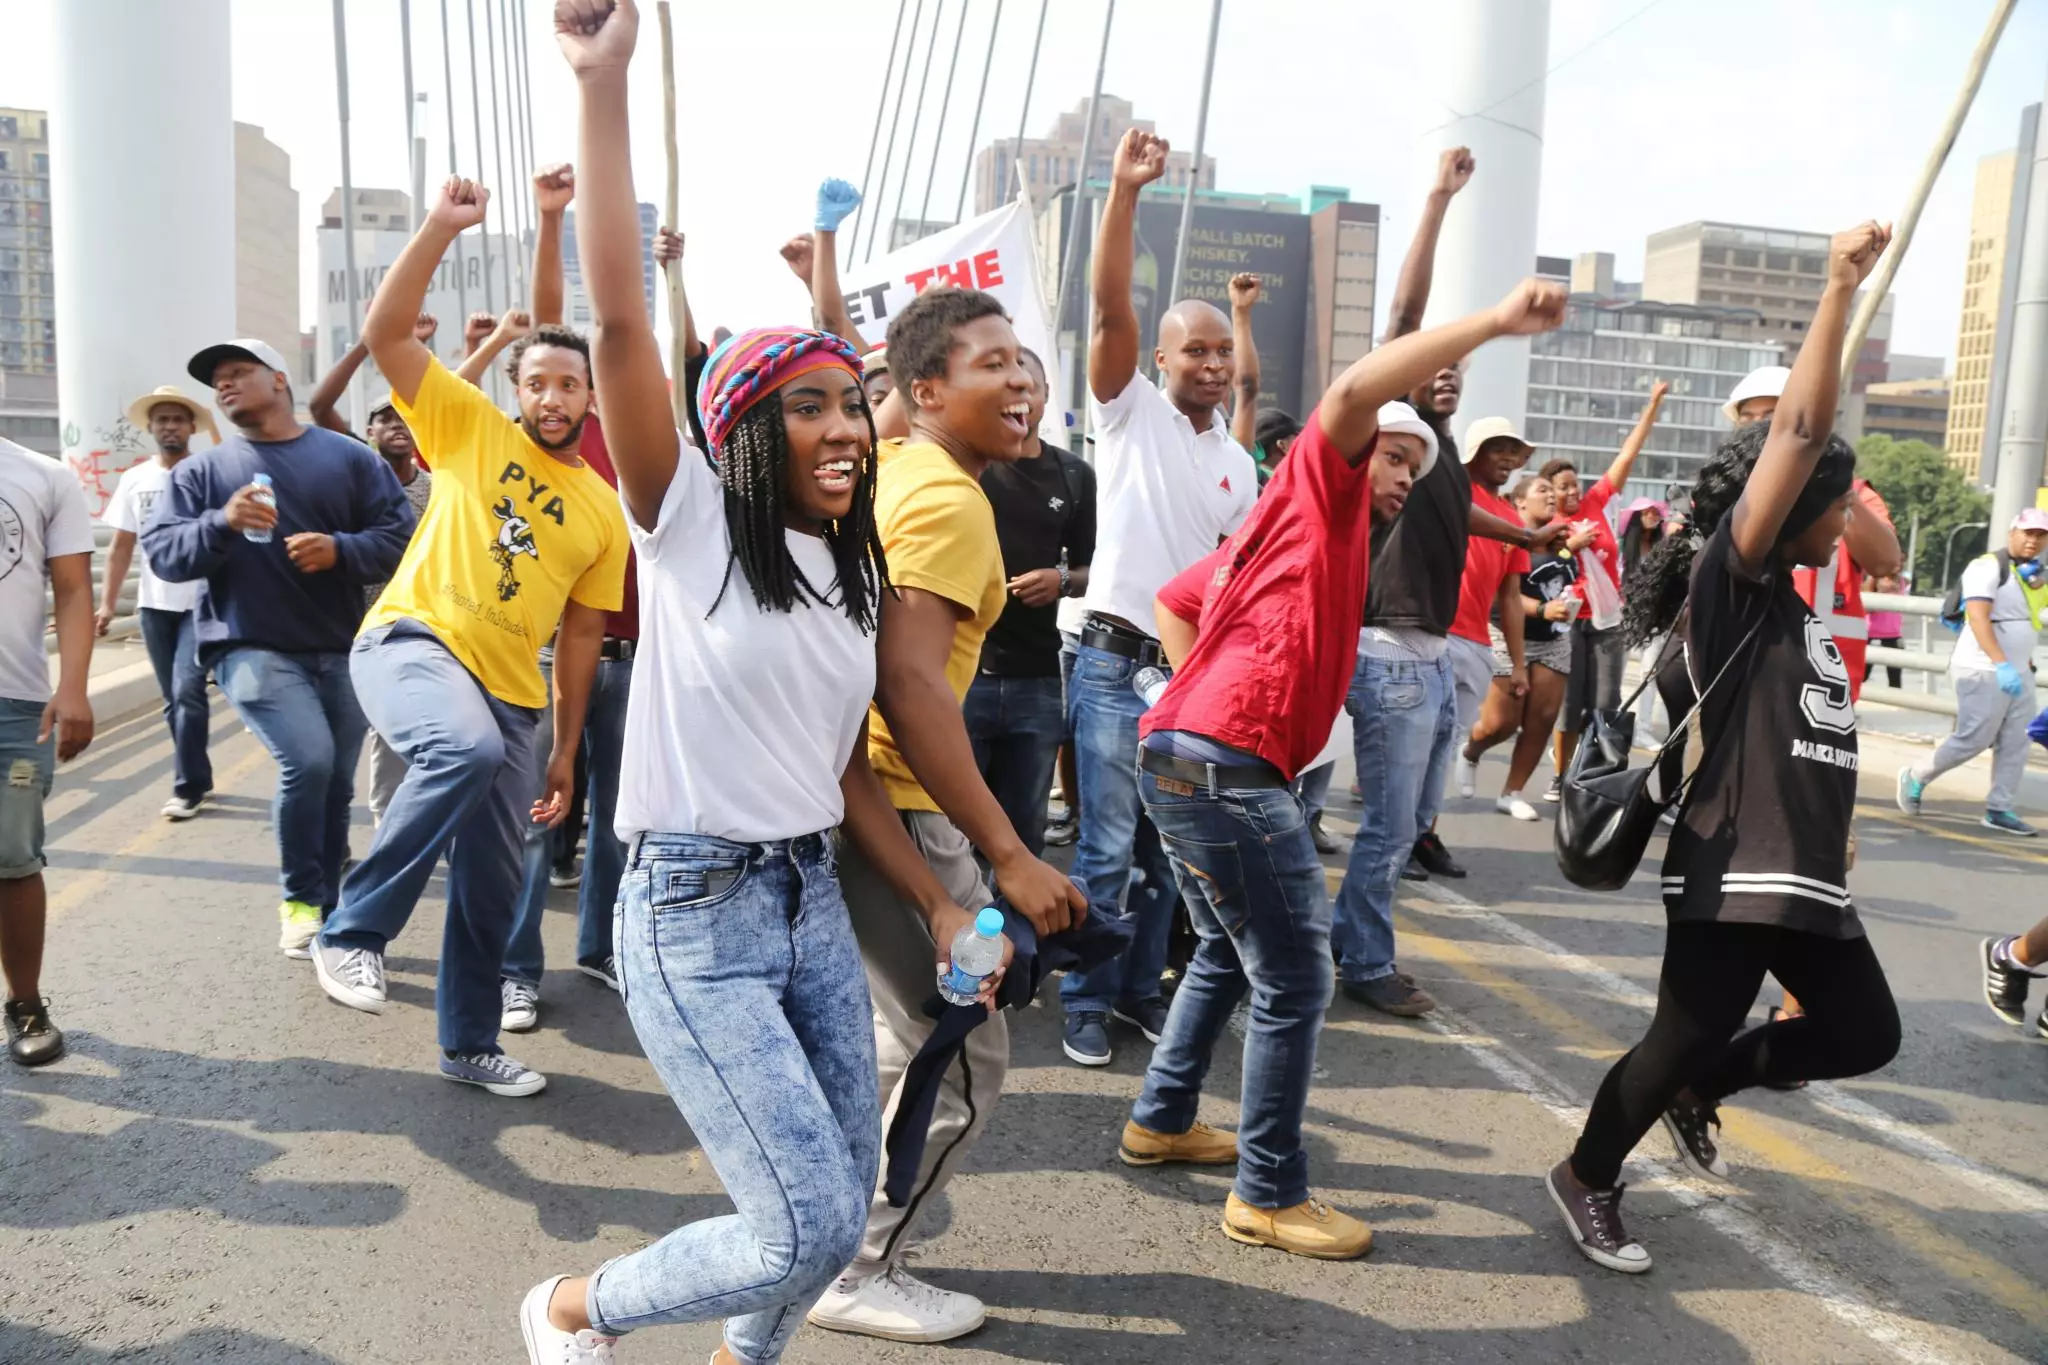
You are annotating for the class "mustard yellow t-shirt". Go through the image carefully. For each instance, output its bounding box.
[866,439,1007,812]
[364,358,629,708]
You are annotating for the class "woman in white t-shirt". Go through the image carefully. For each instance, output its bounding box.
[521,11,989,1363]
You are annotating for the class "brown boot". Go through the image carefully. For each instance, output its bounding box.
[1118,1119,1239,1167]
[1221,1191,1373,1260]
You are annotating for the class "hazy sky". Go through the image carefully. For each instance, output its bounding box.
[9,0,2045,363]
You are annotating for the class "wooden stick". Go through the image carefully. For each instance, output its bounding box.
[658,0,686,432]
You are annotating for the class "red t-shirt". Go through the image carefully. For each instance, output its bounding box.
[1452,482,1531,643]
[1139,406,1372,781]
[1569,475,1622,620]
[576,412,641,641]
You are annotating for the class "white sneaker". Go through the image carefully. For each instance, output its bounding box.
[502,978,540,1033]
[1496,792,1539,822]
[519,1276,619,1362]
[1456,753,1477,799]
[161,794,204,821]
[807,1264,986,1343]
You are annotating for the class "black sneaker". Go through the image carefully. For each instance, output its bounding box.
[1112,997,1170,1044]
[1309,814,1341,856]
[1400,856,1429,882]
[1543,775,1563,804]
[1412,832,1466,879]
[1983,935,2031,1026]
[1044,813,1077,847]
[1546,1160,1651,1273]
[1660,1093,1728,1180]
[1341,973,1436,1018]
[4,997,65,1067]
[1063,1010,1112,1066]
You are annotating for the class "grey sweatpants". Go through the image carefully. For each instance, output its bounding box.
[838,809,1007,1270]
[1913,669,2036,811]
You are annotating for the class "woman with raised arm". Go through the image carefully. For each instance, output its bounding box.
[1549,222,1901,1277]
[520,4,989,1363]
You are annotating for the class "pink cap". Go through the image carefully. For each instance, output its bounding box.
[2013,508,2048,532]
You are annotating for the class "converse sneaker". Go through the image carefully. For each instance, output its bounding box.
[312,941,387,1013]
[807,1265,986,1343]
[1543,774,1563,804]
[1660,1093,1728,1180]
[4,996,65,1067]
[549,859,583,889]
[277,901,322,959]
[161,794,204,821]
[441,1050,547,1097]
[518,1275,618,1362]
[1546,1159,1650,1273]
[1982,935,2032,1026]
[502,978,540,1033]
[577,957,620,992]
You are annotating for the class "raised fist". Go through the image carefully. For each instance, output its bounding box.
[780,234,815,286]
[816,178,862,233]
[428,177,488,234]
[1829,220,1892,290]
[496,309,533,340]
[553,0,638,73]
[1493,278,1568,337]
[533,163,576,214]
[1227,273,1261,309]
[1433,147,1475,197]
[464,311,498,348]
[413,313,439,344]
[1111,129,1170,190]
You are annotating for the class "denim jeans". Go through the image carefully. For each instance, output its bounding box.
[215,647,366,910]
[963,672,1064,860]
[0,698,55,880]
[588,832,878,1365]
[1063,643,1179,1015]
[138,607,212,802]
[505,655,631,984]
[1331,654,1455,985]
[1134,767,1333,1209]
[321,622,540,1055]
[1295,761,1334,823]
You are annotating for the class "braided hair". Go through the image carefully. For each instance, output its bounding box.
[1621,421,1856,646]
[706,397,890,632]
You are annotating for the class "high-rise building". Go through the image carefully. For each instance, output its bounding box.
[1300,201,1380,415]
[0,108,57,453]
[1846,377,1950,447]
[1946,148,2020,479]
[972,96,1215,216]
[235,122,298,359]
[559,203,659,331]
[323,186,414,232]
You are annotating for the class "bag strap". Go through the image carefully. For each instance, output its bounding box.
[1651,607,1768,779]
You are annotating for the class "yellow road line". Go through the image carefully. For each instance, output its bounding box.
[1855,802,2048,862]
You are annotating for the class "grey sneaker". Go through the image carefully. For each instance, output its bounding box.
[312,941,387,1014]
[501,978,540,1033]
[441,1050,546,1097]
[1546,1160,1651,1273]
[1341,973,1437,1017]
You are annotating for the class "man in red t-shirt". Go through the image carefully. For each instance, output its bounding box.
[1114,277,1567,1262]
[1446,416,1534,794]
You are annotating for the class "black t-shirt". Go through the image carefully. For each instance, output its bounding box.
[979,444,1097,676]
[1362,425,1466,633]
[1657,520,1861,938]
[1522,549,1579,642]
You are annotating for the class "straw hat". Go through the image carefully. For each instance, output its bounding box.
[125,385,219,443]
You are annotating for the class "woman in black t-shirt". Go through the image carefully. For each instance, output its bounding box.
[1546,222,1902,1277]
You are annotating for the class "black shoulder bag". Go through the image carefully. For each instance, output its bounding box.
[1553,614,1765,891]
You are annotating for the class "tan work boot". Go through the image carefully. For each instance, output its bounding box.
[1221,1192,1373,1260]
[1118,1119,1239,1167]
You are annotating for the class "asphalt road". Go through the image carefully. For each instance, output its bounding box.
[4,699,2046,1364]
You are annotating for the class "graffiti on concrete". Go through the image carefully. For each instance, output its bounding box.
[62,416,151,519]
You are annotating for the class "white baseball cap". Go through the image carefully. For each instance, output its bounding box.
[1378,401,1440,480]
[187,338,292,387]
[1723,365,1790,423]
[1461,415,1534,462]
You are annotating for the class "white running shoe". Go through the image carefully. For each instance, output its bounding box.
[162,794,204,821]
[502,978,540,1033]
[807,1264,986,1343]
[1496,792,1540,822]
[1455,753,1477,799]
[519,1276,618,1362]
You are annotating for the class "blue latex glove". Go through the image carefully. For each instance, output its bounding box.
[815,178,861,233]
[1996,661,2029,697]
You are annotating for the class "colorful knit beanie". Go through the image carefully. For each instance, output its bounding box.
[695,327,863,455]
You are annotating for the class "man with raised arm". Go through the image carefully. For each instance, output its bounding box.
[1061,128,1258,1070]
[308,175,628,1100]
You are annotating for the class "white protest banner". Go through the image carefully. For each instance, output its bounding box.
[837,201,1063,438]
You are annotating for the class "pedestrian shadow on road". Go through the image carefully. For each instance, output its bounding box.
[0,1320,350,1365]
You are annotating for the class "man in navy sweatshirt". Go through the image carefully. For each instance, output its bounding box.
[145,338,415,957]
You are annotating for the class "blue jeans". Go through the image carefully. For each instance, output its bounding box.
[1134,767,1333,1209]
[138,607,212,801]
[963,672,1064,860]
[506,655,631,984]
[1063,643,1178,1015]
[214,647,366,911]
[588,832,878,1365]
[1331,654,1455,985]
[321,622,540,1055]
[1296,761,1334,823]
[0,698,55,880]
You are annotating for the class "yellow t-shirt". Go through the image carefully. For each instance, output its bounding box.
[364,358,629,708]
[866,439,1007,812]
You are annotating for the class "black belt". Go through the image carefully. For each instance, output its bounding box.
[1139,743,1287,791]
[600,638,637,661]
[1081,616,1163,667]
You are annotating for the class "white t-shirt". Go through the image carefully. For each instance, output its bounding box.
[616,446,877,843]
[1080,376,1257,632]
[0,437,96,704]
[1952,553,2039,675]
[103,458,202,614]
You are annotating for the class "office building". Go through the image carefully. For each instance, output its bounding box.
[1525,294,1785,497]
[973,96,1215,216]
[1300,200,1380,414]
[1846,377,1950,447]
[1887,352,1947,384]
[1946,148,2020,478]
[559,203,658,331]
[236,122,298,359]
[323,186,414,231]
[0,107,55,452]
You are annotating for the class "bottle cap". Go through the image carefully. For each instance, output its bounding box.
[251,472,273,486]
[974,907,1005,937]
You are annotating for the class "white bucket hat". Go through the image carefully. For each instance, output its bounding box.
[1723,365,1790,423]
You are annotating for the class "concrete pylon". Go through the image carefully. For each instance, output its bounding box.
[1416,0,1550,442]
[1992,59,2048,533]
[52,0,236,517]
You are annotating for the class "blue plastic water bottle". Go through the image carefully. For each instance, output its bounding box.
[244,472,276,544]
[937,907,1007,1005]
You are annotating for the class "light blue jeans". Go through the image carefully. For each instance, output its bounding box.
[588,831,879,1365]
[1331,653,1456,985]
[0,698,54,881]
[1063,642,1178,1015]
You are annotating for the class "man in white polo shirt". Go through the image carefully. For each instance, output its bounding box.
[1062,127,1257,1069]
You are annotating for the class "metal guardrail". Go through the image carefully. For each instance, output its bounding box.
[1859,591,2046,717]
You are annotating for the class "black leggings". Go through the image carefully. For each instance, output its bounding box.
[1571,920,1900,1189]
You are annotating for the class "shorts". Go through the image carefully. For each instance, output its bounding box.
[1490,625,1572,677]
[1446,633,1495,733]
[1563,621,1629,734]
[0,697,56,881]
